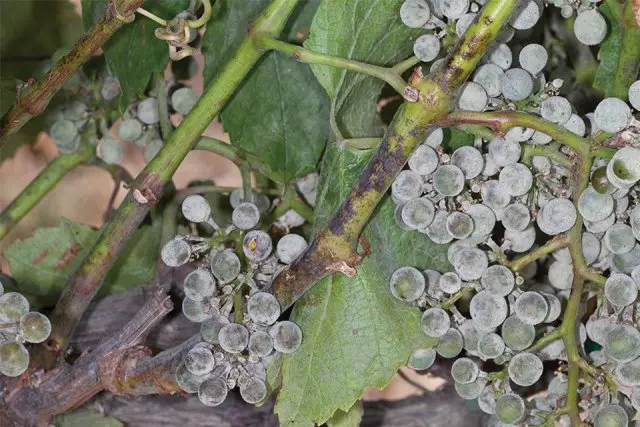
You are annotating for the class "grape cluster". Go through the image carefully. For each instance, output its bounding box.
[0,281,52,377]
[162,176,317,407]
[393,1,640,424]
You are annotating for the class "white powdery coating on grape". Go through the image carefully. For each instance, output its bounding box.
[436,328,464,358]
[481,265,514,296]
[593,405,629,427]
[181,195,211,223]
[519,43,547,75]
[542,293,562,323]
[578,186,614,222]
[548,260,573,290]
[402,197,436,229]
[421,307,451,337]
[488,137,521,167]
[487,43,512,70]
[455,12,476,37]
[508,352,543,386]
[198,377,228,406]
[448,240,473,266]
[501,315,535,350]
[458,319,481,355]
[457,82,488,112]
[504,224,536,252]
[584,212,615,234]
[0,342,29,377]
[455,376,487,399]
[615,357,640,386]
[536,198,576,235]
[505,126,534,142]
[50,119,78,144]
[413,34,440,62]
[446,212,474,239]
[424,127,444,148]
[451,357,479,384]
[499,163,533,197]
[509,0,541,30]
[183,269,216,301]
[495,393,526,424]
[481,180,511,211]
[117,118,143,142]
[632,265,640,290]
[470,291,508,329]
[439,0,470,20]
[182,298,210,323]
[201,315,230,344]
[143,139,163,163]
[390,266,426,302]
[482,153,500,176]
[400,0,431,28]
[97,138,122,165]
[582,232,601,266]
[210,250,241,284]
[184,347,215,376]
[502,203,530,232]
[270,321,302,353]
[604,324,640,362]
[161,239,191,267]
[531,130,553,145]
[477,386,497,414]
[594,97,632,133]
[171,87,199,115]
[423,269,443,299]
[466,203,496,238]
[514,291,548,325]
[540,96,572,125]
[219,323,249,353]
[392,170,424,202]
[563,114,586,136]
[239,377,267,404]
[408,144,439,175]
[604,273,638,307]
[247,292,281,326]
[478,332,505,358]
[276,234,307,264]
[408,348,437,370]
[0,292,29,323]
[451,146,484,179]
[453,247,488,280]
[243,230,273,262]
[500,68,533,101]
[604,223,636,254]
[433,164,465,196]
[473,63,504,97]
[249,331,274,357]
[137,98,159,124]
[101,76,120,101]
[426,211,455,244]
[574,9,607,46]
[629,80,640,110]
[586,316,613,345]
[232,202,261,230]
[439,272,462,294]
[19,312,51,343]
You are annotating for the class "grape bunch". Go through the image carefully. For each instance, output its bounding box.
[391,2,640,425]
[161,177,317,407]
[0,280,52,378]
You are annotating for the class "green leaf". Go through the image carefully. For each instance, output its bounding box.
[81,0,189,110]
[304,0,421,138]
[593,0,640,99]
[0,0,81,160]
[442,128,475,152]
[54,411,123,427]
[326,401,363,427]
[276,145,447,426]
[4,218,161,305]
[202,0,329,184]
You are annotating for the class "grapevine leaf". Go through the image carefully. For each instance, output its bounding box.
[442,128,475,152]
[202,0,329,183]
[81,0,189,110]
[0,0,81,160]
[276,146,448,426]
[326,401,363,427]
[4,218,161,306]
[593,0,640,99]
[54,411,123,427]
[304,0,421,138]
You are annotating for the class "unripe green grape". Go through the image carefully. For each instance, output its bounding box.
[248,331,274,357]
[101,75,120,101]
[454,376,487,399]
[413,34,440,62]
[629,80,640,110]
[117,118,143,142]
[604,273,637,307]
[473,63,504,97]
[453,247,488,281]
[421,307,450,337]
[239,377,267,404]
[574,9,607,46]
[478,332,505,359]
[171,87,199,115]
[615,356,640,386]
[499,163,533,197]
[433,165,465,196]
[436,328,464,358]
[604,324,640,363]
[210,250,241,284]
[408,144,439,176]
[232,202,260,230]
[451,357,479,384]
[97,137,122,165]
[446,212,474,239]
[137,98,159,125]
[519,43,547,75]
[19,312,51,343]
[593,404,628,427]
[0,342,29,377]
[182,194,211,223]
[182,297,210,323]
[270,321,302,354]
[426,211,454,244]
[500,68,533,101]
[486,43,512,70]
[502,203,530,232]
[488,137,521,167]
[0,292,29,323]
[540,96,572,125]
[408,348,436,370]
[401,197,435,230]
[143,139,163,163]
[184,346,215,376]
[243,230,273,262]
[390,266,425,302]
[276,234,307,265]
[578,186,614,222]
[501,315,535,350]
[161,238,191,267]
[514,291,548,325]
[392,170,423,203]
[457,82,488,112]
[247,292,280,326]
[200,315,230,344]
[198,376,228,406]
[399,0,431,28]
[508,352,543,386]
[536,198,576,235]
[470,291,508,330]
[495,393,526,424]
[451,146,484,179]
[219,323,249,353]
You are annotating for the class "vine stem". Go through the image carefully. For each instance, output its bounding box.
[0,0,145,144]
[269,0,518,309]
[195,136,273,178]
[43,0,301,366]
[0,142,93,241]
[254,36,409,95]
[506,236,569,272]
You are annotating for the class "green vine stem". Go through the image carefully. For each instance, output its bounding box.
[195,136,273,178]
[0,142,93,241]
[154,73,173,140]
[254,36,409,95]
[270,0,518,310]
[240,164,254,203]
[43,0,301,365]
[0,0,145,145]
